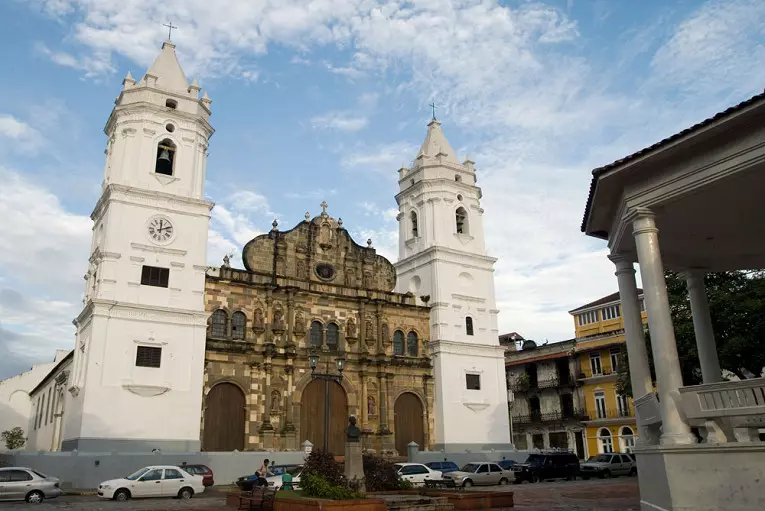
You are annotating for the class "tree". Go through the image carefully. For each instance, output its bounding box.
[1,427,26,450]
[617,270,765,397]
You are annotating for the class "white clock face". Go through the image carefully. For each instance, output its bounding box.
[147,216,175,244]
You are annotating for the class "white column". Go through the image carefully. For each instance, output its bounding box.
[683,271,723,383]
[630,208,696,445]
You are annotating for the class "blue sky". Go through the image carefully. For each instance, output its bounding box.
[1,0,765,379]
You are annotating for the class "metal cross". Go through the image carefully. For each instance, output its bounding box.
[429,101,437,120]
[320,201,328,214]
[163,21,178,41]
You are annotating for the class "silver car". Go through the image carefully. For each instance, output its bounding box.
[0,467,63,503]
[441,462,512,488]
[579,453,636,479]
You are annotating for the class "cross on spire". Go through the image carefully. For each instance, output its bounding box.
[163,21,178,41]
[429,101,437,120]
[320,201,328,214]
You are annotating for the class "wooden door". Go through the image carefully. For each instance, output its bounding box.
[394,392,424,455]
[300,379,348,455]
[203,383,245,451]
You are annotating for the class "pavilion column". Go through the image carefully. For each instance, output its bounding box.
[609,254,655,444]
[683,271,723,383]
[630,208,696,445]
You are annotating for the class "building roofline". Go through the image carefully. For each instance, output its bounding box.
[568,289,643,314]
[29,350,74,396]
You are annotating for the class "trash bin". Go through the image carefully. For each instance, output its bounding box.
[281,473,294,491]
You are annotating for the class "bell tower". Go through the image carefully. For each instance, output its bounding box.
[61,41,214,452]
[394,119,511,450]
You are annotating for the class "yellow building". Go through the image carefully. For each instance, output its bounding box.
[569,291,647,457]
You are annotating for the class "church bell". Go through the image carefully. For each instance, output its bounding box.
[158,149,171,162]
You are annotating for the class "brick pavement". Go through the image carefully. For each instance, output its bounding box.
[2,479,640,510]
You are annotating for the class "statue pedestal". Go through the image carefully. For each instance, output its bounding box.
[344,441,365,493]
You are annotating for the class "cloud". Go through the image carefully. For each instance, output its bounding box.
[310,111,368,132]
[0,114,43,153]
[341,141,417,174]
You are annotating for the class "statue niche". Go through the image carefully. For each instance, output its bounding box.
[294,311,305,334]
[318,221,333,250]
[253,308,265,332]
[346,318,357,340]
[272,309,285,332]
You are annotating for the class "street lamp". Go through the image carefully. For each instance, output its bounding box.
[308,349,345,452]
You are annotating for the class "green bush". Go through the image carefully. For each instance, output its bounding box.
[397,478,414,490]
[302,449,346,486]
[300,472,363,500]
[362,454,403,492]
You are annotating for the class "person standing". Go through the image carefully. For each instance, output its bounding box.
[257,458,274,487]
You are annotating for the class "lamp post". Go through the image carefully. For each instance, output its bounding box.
[308,349,345,453]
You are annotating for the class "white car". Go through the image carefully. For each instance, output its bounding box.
[98,466,205,501]
[394,463,443,486]
[265,466,303,490]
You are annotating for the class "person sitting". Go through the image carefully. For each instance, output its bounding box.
[257,459,274,487]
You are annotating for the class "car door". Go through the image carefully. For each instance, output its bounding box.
[474,464,490,485]
[134,469,164,497]
[398,465,419,484]
[162,468,185,496]
[411,465,432,485]
[0,469,10,501]
[488,463,504,484]
[619,455,632,475]
[609,455,623,475]
[6,470,33,501]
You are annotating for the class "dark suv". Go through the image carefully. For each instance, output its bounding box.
[425,461,460,474]
[512,452,580,483]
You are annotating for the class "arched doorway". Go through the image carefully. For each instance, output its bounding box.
[203,383,245,451]
[300,379,348,455]
[394,392,424,455]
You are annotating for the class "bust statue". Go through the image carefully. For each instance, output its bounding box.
[345,416,361,442]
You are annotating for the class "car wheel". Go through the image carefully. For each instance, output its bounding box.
[113,489,130,502]
[499,478,509,486]
[567,474,575,481]
[531,474,541,483]
[582,475,590,480]
[178,487,194,500]
[462,479,473,488]
[629,468,637,477]
[602,470,612,479]
[26,490,44,504]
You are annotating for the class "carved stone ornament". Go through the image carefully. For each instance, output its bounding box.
[294,311,305,334]
[296,260,308,279]
[344,271,355,287]
[381,324,390,346]
[365,320,375,341]
[346,318,357,339]
[272,309,285,332]
[316,263,335,281]
[253,308,265,331]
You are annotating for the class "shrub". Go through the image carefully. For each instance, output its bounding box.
[362,454,409,492]
[397,478,414,490]
[300,472,363,500]
[303,449,346,486]
[1,427,26,450]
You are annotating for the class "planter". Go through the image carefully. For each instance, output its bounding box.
[370,490,514,510]
[275,496,386,511]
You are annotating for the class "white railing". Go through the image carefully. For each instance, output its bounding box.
[678,378,765,443]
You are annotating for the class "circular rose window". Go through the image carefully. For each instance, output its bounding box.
[315,263,335,281]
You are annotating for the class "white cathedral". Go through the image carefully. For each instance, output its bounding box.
[49,41,511,452]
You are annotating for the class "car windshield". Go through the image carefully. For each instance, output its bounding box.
[460,463,480,473]
[593,455,611,463]
[126,468,151,481]
[287,466,303,476]
[525,455,546,466]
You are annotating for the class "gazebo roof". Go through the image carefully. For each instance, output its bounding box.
[581,89,765,234]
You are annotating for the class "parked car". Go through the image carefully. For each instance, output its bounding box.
[579,453,636,479]
[181,464,214,487]
[512,452,580,483]
[265,465,304,490]
[0,467,63,504]
[394,463,443,486]
[441,462,511,488]
[425,461,460,474]
[497,460,518,471]
[97,466,205,501]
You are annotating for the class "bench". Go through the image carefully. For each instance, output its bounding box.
[238,489,276,511]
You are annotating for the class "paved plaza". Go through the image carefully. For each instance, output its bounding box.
[2,479,639,510]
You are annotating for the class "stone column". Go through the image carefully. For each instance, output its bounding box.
[360,371,368,426]
[609,254,653,398]
[265,289,273,343]
[630,208,696,445]
[286,291,295,344]
[422,375,431,449]
[282,365,296,449]
[543,431,550,449]
[359,301,367,355]
[260,361,275,448]
[683,271,723,383]
[375,302,383,355]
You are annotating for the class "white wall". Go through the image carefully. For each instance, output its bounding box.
[0,351,69,452]
[27,357,72,452]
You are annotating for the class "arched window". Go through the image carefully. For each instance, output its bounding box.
[165,99,178,109]
[393,330,405,355]
[406,331,419,357]
[455,207,468,234]
[231,311,246,340]
[411,211,419,238]
[310,321,323,347]
[155,139,176,176]
[210,310,227,338]
[598,428,613,454]
[466,316,474,336]
[326,323,339,349]
[619,426,635,452]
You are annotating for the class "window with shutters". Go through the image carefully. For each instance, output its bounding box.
[406,331,418,356]
[326,323,339,348]
[141,265,169,287]
[393,330,405,355]
[310,321,323,347]
[136,346,162,368]
[210,310,228,338]
[231,311,246,340]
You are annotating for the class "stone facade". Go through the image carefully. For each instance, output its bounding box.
[202,207,434,453]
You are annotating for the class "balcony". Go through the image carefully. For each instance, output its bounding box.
[511,408,589,425]
[577,368,617,383]
[584,406,635,424]
[537,377,559,389]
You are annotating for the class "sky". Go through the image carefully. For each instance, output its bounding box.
[1,0,765,380]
